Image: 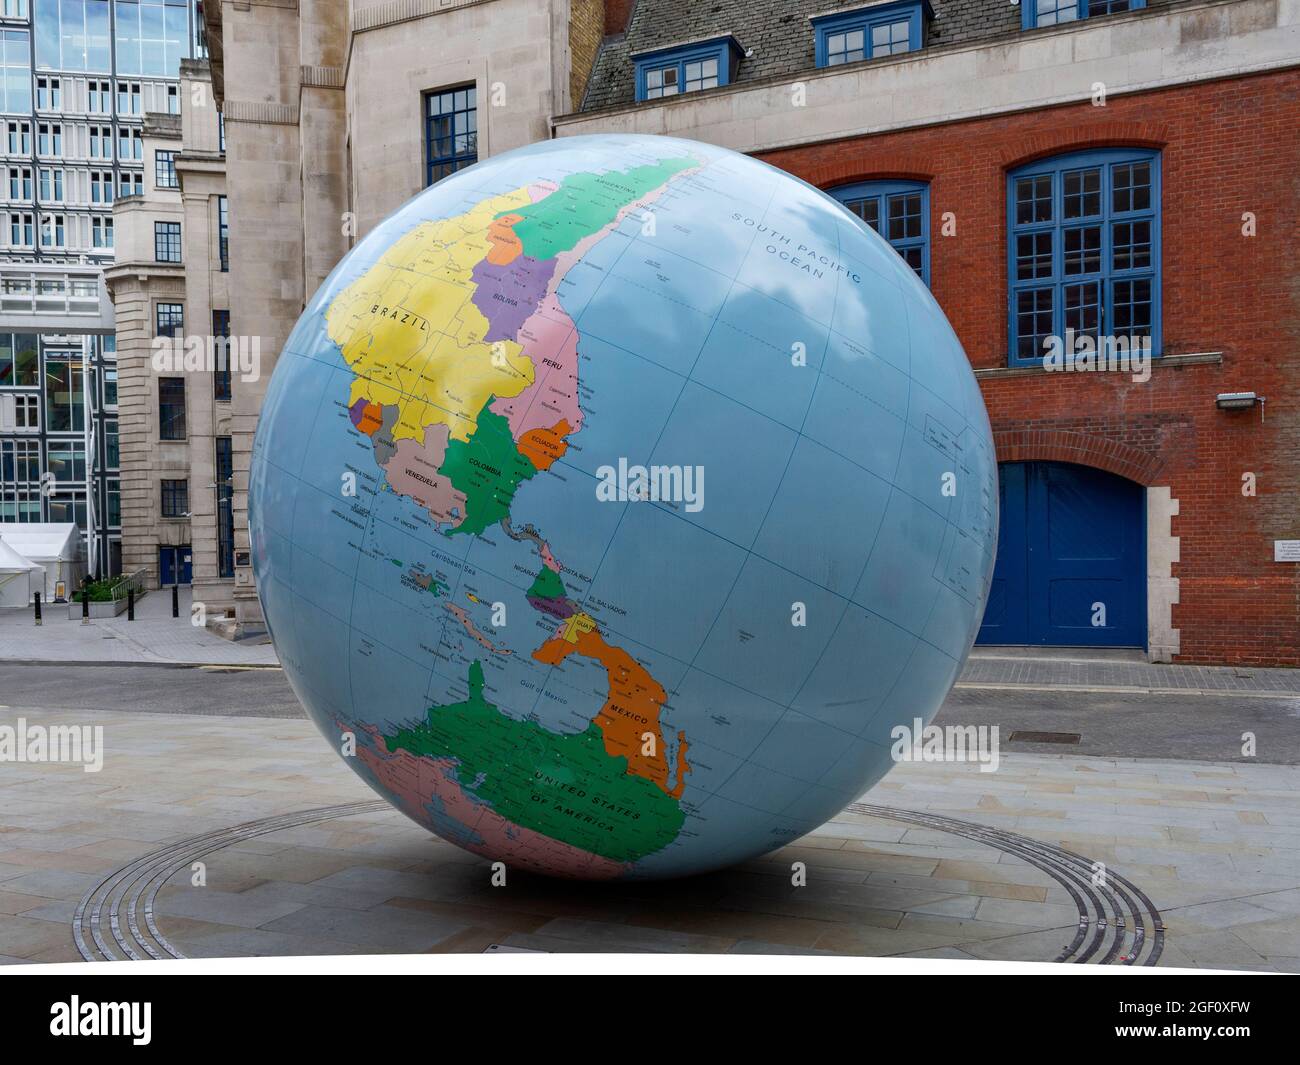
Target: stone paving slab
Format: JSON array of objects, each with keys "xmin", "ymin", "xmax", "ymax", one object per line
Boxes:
[
  {"xmin": 0, "ymin": 586, "xmax": 276, "ymax": 667},
  {"xmin": 0, "ymin": 704, "xmax": 1298, "ymax": 968},
  {"xmin": 963, "ymin": 650, "xmax": 1300, "ymax": 693}
]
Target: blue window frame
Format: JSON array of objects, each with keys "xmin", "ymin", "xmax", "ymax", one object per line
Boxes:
[
  {"xmin": 1022, "ymin": 0, "xmax": 1145, "ymax": 30},
  {"xmin": 424, "ymin": 85, "xmax": 477, "ymax": 187},
  {"xmin": 830, "ymin": 180, "xmax": 931, "ymax": 285},
  {"xmin": 812, "ymin": 2, "xmax": 930, "ymax": 68},
  {"xmin": 1007, "ymin": 148, "xmax": 1160, "ymax": 365},
  {"xmin": 633, "ymin": 37, "xmax": 741, "ymax": 102}
]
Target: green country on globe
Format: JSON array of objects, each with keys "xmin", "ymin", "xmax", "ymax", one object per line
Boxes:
[{"xmin": 248, "ymin": 134, "xmax": 998, "ymax": 879}]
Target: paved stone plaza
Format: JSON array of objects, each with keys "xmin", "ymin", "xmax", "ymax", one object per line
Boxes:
[
  {"xmin": 0, "ymin": 594, "xmax": 276, "ymax": 668},
  {"xmin": 2, "ymin": 699, "xmax": 1299, "ymax": 968}
]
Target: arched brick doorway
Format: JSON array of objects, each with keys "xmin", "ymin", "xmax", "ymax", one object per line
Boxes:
[{"xmin": 978, "ymin": 461, "xmax": 1147, "ymax": 648}]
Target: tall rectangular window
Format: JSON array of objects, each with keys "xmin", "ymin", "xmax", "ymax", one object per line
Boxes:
[
  {"xmin": 89, "ymin": 126, "xmax": 111, "ymax": 159},
  {"xmin": 424, "ymin": 85, "xmax": 477, "ymax": 187},
  {"xmin": 0, "ymin": 29, "xmax": 31, "ymax": 114},
  {"xmin": 106, "ymin": 478, "xmax": 120, "ymax": 527},
  {"xmin": 212, "ymin": 309, "xmax": 231, "ymax": 402},
  {"xmin": 35, "ymin": 75, "xmax": 60, "ymax": 110},
  {"xmin": 217, "ymin": 196, "xmax": 228, "ymax": 271},
  {"xmin": 158, "ymin": 377, "xmax": 185, "ymax": 439},
  {"xmin": 44, "ymin": 362, "xmax": 85, "ymax": 433},
  {"xmin": 0, "ymin": 334, "xmax": 39, "ymax": 387},
  {"xmin": 92, "ymin": 215, "xmax": 113, "ymax": 248},
  {"xmin": 117, "ymin": 81, "xmax": 141, "ymax": 115},
  {"xmin": 9, "ymin": 212, "xmax": 33, "ymax": 247},
  {"xmin": 39, "ymin": 214, "xmax": 65, "ymax": 248},
  {"xmin": 1008, "ymin": 149, "xmax": 1160, "ymax": 364},
  {"xmin": 91, "ymin": 170, "xmax": 114, "ymax": 202},
  {"xmin": 120, "ymin": 171, "xmax": 143, "ymax": 197},
  {"xmin": 155, "ymin": 220, "xmax": 181, "ymax": 262},
  {"xmin": 161, "ymin": 478, "xmax": 188, "ymax": 518},
  {"xmin": 7, "ymin": 120, "xmax": 29, "ymax": 153},
  {"xmin": 118, "ymin": 127, "xmax": 143, "ymax": 160},
  {"xmin": 216, "ymin": 436, "xmax": 234, "ymax": 577},
  {"xmin": 88, "ymin": 79, "xmax": 110, "ymax": 112},
  {"xmin": 104, "ymin": 419, "xmax": 119, "ymax": 468},
  {"xmin": 156, "ymin": 302, "xmax": 184, "ymax": 338},
  {"xmin": 37, "ymin": 123, "xmax": 61, "ymax": 157},
  {"xmin": 155, "ymin": 149, "xmax": 178, "ymax": 188},
  {"xmin": 39, "ymin": 169, "xmax": 63, "ymax": 202},
  {"xmin": 8, "ymin": 167, "xmax": 30, "ymax": 200},
  {"xmin": 1, "ymin": 438, "xmax": 43, "ymax": 523},
  {"xmin": 11, "ymin": 394, "xmax": 38, "ymax": 430}
]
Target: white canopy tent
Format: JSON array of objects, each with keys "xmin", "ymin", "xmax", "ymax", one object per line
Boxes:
[
  {"xmin": 0, "ymin": 535, "xmax": 43, "ymax": 607},
  {"xmin": 0, "ymin": 523, "xmax": 84, "ymax": 602}
]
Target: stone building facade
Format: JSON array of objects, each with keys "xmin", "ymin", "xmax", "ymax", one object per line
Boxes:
[{"xmin": 105, "ymin": 58, "xmax": 230, "ymax": 609}]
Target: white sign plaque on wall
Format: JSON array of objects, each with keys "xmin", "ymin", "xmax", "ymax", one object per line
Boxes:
[{"xmin": 1274, "ymin": 541, "xmax": 1300, "ymax": 562}]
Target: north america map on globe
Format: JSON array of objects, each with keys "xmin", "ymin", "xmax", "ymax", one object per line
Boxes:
[{"xmin": 250, "ymin": 135, "xmax": 997, "ymax": 880}]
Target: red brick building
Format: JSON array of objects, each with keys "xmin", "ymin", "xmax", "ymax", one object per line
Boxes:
[{"xmin": 562, "ymin": 0, "xmax": 1299, "ymax": 665}]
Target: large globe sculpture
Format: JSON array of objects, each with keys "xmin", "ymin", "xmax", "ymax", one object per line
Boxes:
[{"xmin": 250, "ymin": 134, "xmax": 997, "ymax": 880}]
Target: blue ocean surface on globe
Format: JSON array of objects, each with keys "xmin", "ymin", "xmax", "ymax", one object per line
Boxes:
[{"xmin": 249, "ymin": 134, "xmax": 998, "ymax": 879}]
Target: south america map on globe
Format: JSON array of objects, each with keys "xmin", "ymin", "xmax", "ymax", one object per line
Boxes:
[
  {"xmin": 328, "ymin": 153, "xmax": 698, "ymax": 877},
  {"xmin": 250, "ymin": 136, "xmax": 997, "ymax": 880}
]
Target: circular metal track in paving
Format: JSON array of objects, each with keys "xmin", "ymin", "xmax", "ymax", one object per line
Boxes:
[
  {"xmin": 74, "ymin": 801, "xmax": 1163, "ymax": 964},
  {"xmin": 74, "ymin": 801, "xmax": 390, "ymax": 962},
  {"xmin": 847, "ymin": 803, "xmax": 1165, "ymax": 965}
]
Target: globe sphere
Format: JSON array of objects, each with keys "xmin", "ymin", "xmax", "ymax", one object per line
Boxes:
[{"xmin": 249, "ymin": 134, "xmax": 997, "ymax": 879}]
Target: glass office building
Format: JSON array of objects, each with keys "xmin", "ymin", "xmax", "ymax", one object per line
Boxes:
[{"xmin": 0, "ymin": 0, "xmax": 203, "ymax": 579}]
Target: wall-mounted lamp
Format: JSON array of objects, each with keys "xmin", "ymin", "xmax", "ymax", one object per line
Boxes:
[{"xmin": 1216, "ymin": 392, "xmax": 1266, "ymax": 420}]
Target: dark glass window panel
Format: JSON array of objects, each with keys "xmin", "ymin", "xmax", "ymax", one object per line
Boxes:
[
  {"xmin": 1112, "ymin": 219, "xmax": 1152, "ymax": 271},
  {"xmin": 1063, "ymin": 225, "xmax": 1102, "ymax": 275},
  {"xmin": 1016, "ymin": 288, "xmax": 1054, "ymax": 359},
  {"xmin": 158, "ymin": 376, "xmax": 186, "ymax": 440},
  {"xmin": 1063, "ymin": 281, "xmax": 1101, "ymax": 339},
  {"xmin": 1016, "ymin": 231, "xmax": 1053, "ymax": 280},
  {"xmin": 1063, "ymin": 167, "xmax": 1102, "ymax": 219},
  {"xmin": 1112, "ymin": 161, "xmax": 1152, "ymax": 213},
  {"xmin": 1016, "ymin": 175, "xmax": 1052, "ymax": 225},
  {"xmin": 887, "ymin": 192, "xmax": 922, "ymax": 240}
]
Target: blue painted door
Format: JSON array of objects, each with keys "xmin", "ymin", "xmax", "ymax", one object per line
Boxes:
[
  {"xmin": 159, "ymin": 546, "xmax": 193, "ymax": 586},
  {"xmin": 978, "ymin": 462, "xmax": 1145, "ymax": 647}
]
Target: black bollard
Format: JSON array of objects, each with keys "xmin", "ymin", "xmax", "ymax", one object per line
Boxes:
[
  {"xmin": 127, "ymin": 587, "xmax": 135, "ymax": 621},
  {"xmin": 172, "ymin": 582, "xmax": 179, "ymax": 618},
  {"xmin": 34, "ymin": 590, "xmax": 41, "ymax": 627},
  {"xmin": 81, "ymin": 579, "xmax": 90, "ymax": 625}
]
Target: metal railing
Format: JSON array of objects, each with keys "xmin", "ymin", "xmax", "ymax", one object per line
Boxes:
[{"xmin": 111, "ymin": 569, "xmax": 150, "ymax": 603}]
